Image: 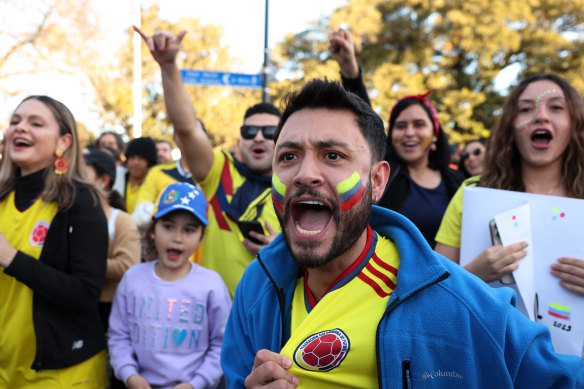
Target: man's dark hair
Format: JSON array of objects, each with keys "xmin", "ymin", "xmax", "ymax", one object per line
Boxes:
[
  {"xmin": 244, "ymin": 102, "xmax": 281, "ymax": 120},
  {"xmin": 275, "ymin": 78, "xmax": 386, "ymax": 162}
]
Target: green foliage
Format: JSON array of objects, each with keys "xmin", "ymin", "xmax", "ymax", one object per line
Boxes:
[
  {"xmin": 102, "ymin": 4, "xmax": 261, "ymax": 148},
  {"xmin": 271, "ymin": 0, "xmax": 584, "ymax": 145}
]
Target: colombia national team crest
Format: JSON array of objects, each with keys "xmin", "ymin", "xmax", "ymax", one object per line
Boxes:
[
  {"xmin": 29, "ymin": 220, "xmax": 50, "ymax": 247},
  {"xmin": 293, "ymin": 329, "xmax": 350, "ymax": 372}
]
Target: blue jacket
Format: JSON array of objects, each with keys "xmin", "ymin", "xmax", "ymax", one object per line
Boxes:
[{"xmin": 221, "ymin": 206, "xmax": 584, "ymax": 388}]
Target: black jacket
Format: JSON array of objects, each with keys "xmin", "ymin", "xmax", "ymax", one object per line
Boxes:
[
  {"xmin": 4, "ymin": 178, "xmax": 108, "ymax": 371},
  {"xmin": 378, "ymin": 159, "xmax": 464, "ymax": 212}
]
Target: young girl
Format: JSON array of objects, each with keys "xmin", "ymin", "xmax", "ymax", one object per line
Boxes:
[{"xmin": 108, "ymin": 182, "xmax": 231, "ymax": 389}]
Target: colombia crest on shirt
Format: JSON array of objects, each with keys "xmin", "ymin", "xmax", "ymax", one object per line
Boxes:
[
  {"xmin": 280, "ymin": 229, "xmax": 401, "ymax": 388},
  {"xmin": 293, "ymin": 328, "xmax": 350, "ymax": 372}
]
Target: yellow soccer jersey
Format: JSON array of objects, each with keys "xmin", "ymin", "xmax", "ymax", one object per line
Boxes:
[
  {"xmin": 280, "ymin": 227, "xmax": 400, "ymax": 388},
  {"xmin": 136, "ymin": 160, "xmax": 195, "ymax": 205},
  {"xmin": 0, "ymin": 193, "xmax": 108, "ymax": 388},
  {"xmin": 125, "ymin": 180, "xmax": 141, "ymax": 215},
  {"xmin": 198, "ymin": 150, "xmax": 280, "ymax": 296},
  {"xmin": 435, "ymin": 177, "xmax": 480, "ymax": 248}
]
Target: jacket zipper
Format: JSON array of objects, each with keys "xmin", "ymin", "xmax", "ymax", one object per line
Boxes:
[
  {"xmin": 376, "ymin": 272, "xmax": 450, "ymax": 388},
  {"xmin": 402, "ymin": 360, "xmax": 412, "ymax": 389},
  {"xmin": 257, "ymin": 253, "xmax": 288, "ymax": 348}
]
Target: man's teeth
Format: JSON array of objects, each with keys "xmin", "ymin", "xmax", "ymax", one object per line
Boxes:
[
  {"xmin": 298, "ymin": 200, "xmax": 324, "ymax": 206},
  {"xmin": 295, "ymin": 220, "xmax": 322, "ymax": 235}
]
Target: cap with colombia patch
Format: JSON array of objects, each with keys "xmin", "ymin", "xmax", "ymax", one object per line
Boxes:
[{"xmin": 153, "ymin": 182, "xmax": 209, "ymax": 226}]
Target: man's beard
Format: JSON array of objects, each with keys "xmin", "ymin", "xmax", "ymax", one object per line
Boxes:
[{"xmin": 276, "ymin": 177, "xmax": 372, "ymax": 269}]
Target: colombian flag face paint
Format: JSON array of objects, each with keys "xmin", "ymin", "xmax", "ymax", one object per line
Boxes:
[
  {"xmin": 337, "ymin": 172, "xmax": 365, "ymax": 212},
  {"xmin": 272, "ymin": 174, "xmax": 286, "ymax": 213}
]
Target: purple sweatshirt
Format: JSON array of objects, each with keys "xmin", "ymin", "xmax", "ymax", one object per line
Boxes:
[{"xmin": 108, "ymin": 261, "xmax": 231, "ymax": 389}]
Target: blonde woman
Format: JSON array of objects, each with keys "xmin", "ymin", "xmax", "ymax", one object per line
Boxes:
[{"xmin": 0, "ymin": 96, "xmax": 109, "ymax": 387}]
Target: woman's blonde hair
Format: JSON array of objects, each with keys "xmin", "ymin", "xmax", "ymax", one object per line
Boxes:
[
  {"xmin": 480, "ymin": 74, "xmax": 584, "ymax": 198},
  {"xmin": 0, "ymin": 95, "xmax": 97, "ymax": 211}
]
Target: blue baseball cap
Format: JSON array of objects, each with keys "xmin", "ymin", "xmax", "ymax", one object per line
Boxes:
[{"xmin": 153, "ymin": 182, "xmax": 209, "ymax": 226}]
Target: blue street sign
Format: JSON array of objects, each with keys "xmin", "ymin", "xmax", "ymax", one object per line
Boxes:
[{"xmin": 180, "ymin": 70, "xmax": 262, "ymax": 89}]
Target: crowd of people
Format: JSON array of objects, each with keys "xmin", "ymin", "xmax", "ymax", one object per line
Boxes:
[{"xmin": 0, "ymin": 23, "xmax": 583, "ymax": 389}]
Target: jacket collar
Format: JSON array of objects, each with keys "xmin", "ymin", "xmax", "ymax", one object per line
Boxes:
[{"xmin": 258, "ymin": 205, "xmax": 449, "ymax": 299}]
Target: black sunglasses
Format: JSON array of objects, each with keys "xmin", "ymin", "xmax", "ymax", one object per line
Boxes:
[
  {"xmin": 461, "ymin": 147, "xmax": 483, "ymax": 159},
  {"xmin": 240, "ymin": 125, "xmax": 277, "ymax": 140}
]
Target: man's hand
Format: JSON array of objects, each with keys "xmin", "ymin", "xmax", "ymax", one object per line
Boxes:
[
  {"xmin": 551, "ymin": 257, "xmax": 584, "ymax": 295},
  {"xmin": 127, "ymin": 374, "xmax": 152, "ymax": 389},
  {"xmin": 245, "ymin": 349, "xmax": 299, "ymax": 388},
  {"xmin": 464, "ymin": 242, "xmax": 528, "ymax": 283},
  {"xmin": 242, "ymin": 221, "xmax": 279, "ymax": 257},
  {"xmin": 328, "ymin": 27, "xmax": 359, "ymax": 79},
  {"xmin": 134, "ymin": 26, "xmax": 186, "ymax": 66}
]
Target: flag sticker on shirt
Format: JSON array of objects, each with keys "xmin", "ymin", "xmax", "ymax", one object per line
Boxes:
[
  {"xmin": 293, "ymin": 328, "xmax": 350, "ymax": 372},
  {"xmin": 548, "ymin": 303, "xmax": 570, "ymax": 321},
  {"xmin": 29, "ymin": 220, "xmax": 50, "ymax": 247}
]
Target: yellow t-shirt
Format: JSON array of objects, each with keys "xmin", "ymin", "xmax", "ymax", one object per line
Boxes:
[
  {"xmin": 125, "ymin": 180, "xmax": 141, "ymax": 215},
  {"xmin": 0, "ymin": 192, "xmax": 108, "ymax": 388},
  {"xmin": 435, "ymin": 177, "xmax": 480, "ymax": 248},
  {"xmin": 280, "ymin": 231, "xmax": 400, "ymax": 388},
  {"xmin": 136, "ymin": 160, "xmax": 194, "ymax": 205},
  {"xmin": 198, "ymin": 150, "xmax": 280, "ymax": 297}
]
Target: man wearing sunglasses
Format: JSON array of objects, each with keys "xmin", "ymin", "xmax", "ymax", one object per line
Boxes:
[{"xmin": 136, "ymin": 26, "xmax": 281, "ymax": 297}]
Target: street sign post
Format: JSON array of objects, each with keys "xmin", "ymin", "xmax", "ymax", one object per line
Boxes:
[{"xmin": 180, "ymin": 70, "xmax": 262, "ymax": 89}]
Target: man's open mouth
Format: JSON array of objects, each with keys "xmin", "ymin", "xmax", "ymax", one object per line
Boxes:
[{"xmin": 291, "ymin": 200, "xmax": 333, "ymax": 236}]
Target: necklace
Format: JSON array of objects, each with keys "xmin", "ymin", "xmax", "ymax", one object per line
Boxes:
[{"xmin": 526, "ymin": 182, "xmax": 562, "ymax": 196}]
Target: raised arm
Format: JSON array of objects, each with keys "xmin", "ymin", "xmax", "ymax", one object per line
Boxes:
[
  {"xmin": 134, "ymin": 26, "xmax": 214, "ymax": 182},
  {"xmin": 328, "ymin": 27, "xmax": 371, "ymax": 106}
]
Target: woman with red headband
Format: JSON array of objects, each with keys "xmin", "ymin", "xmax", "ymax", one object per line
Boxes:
[{"xmin": 330, "ymin": 28, "xmax": 464, "ymax": 247}]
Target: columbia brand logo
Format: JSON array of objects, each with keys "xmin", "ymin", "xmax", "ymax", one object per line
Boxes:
[
  {"xmin": 72, "ymin": 340, "xmax": 84, "ymax": 350},
  {"xmin": 422, "ymin": 369, "xmax": 464, "ymax": 380}
]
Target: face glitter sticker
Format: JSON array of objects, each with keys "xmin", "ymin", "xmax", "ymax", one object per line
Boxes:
[
  {"xmin": 515, "ymin": 89, "xmax": 563, "ymax": 132},
  {"xmin": 272, "ymin": 174, "xmax": 286, "ymax": 213},
  {"xmin": 337, "ymin": 172, "xmax": 365, "ymax": 212},
  {"xmin": 551, "ymin": 207, "xmax": 566, "ymax": 221}
]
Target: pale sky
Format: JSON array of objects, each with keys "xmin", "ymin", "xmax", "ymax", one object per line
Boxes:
[{"xmin": 1, "ymin": 0, "xmax": 348, "ymax": 135}]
